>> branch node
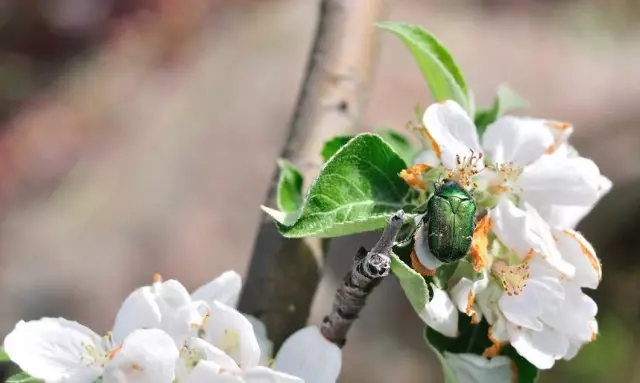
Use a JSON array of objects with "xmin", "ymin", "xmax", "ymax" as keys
[{"xmin": 320, "ymin": 210, "xmax": 406, "ymax": 347}]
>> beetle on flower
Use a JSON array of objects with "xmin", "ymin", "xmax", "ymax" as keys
[{"xmin": 398, "ymin": 99, "xmax": 609, "ymax": 370}]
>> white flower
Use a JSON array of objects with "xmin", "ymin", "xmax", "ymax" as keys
[
  {"xmin": 273, "ymin": 326, "xmax": 342, "ymax": 383},
  {"xmin": 408, "ymin": 100, "xmax": 605, "ymax": 246},
  {"xmin": 416, "ymin": 283, "xmax": 459, "ymax": 338},
  {"xmin": 176, "ymin": 301, "xmax": 305, "ymax": 382},
  {"xmin": 401, "ymin": 100, "xmax": 606, "ymax": 368},
  {"xmin": 444, "ymin": 352, "xmax": 515, "ymax": 383},
  {"xmin": 3, "ymin": 318, "xmax": 178, "ymax": 382},
  {"xmin": 449, "ymin": 198, "xmax": 601, "ymax": 369},
  {"xmin": 244, "ymin": 314, "xmax": 274, "ymax": 366},
  {"xmin": 112, "ymin": 271, "xmax": 242, "ymax": 345}
]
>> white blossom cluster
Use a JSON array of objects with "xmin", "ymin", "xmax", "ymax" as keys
[
  {"xmin": 3, "ymin": 272, "xmax": 342, "ymax": 383},
  {"xmin": 408, "ymin": 100, "xmax": 609, "ymax": 370}
]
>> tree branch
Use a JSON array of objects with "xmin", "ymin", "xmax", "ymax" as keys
[
  {"xmin": 238, "ymin": 0, "xmax": 387, "ymax": 350},
  {"xmin": 321, "ymin": 211, "xmax": 405, "ymax": 346}
]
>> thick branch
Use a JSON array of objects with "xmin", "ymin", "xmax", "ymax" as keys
[
  {"xmin": 321, "ymin": 211, "xmax": 405, "ymax": 346},
  {"xmin": 238, "ymin": 0, "xmax": 387, "ymax": 349}
]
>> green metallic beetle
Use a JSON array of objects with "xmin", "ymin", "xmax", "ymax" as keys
[{"xmin": 415, "ymin": 179, "xmax": 476, "ymax": 266}]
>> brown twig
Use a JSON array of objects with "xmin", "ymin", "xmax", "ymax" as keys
[
  {"xmin": 238, "ymin": 0, "xmax": 387, "ymax": 350},
  {"xmin": 321, "ymin": 210, "xmax": 405, "ymax": 346}
]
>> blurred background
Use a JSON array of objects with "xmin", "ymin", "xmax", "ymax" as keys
[{"xmin": 0, "ymin": 0, "xmax": 638, "ymax": 382}]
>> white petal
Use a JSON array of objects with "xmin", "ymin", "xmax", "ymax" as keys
[
  {"xmin": 519, "ymin": 154, "xmax": 600, "ymax": 207},
  {"xmin": 541, "ymin": 284, "xmax": 597, "ymax": 342},
  {"xmin": 450, "ymin": 275, "xmax": 488, "ymax": 323},
  {"xmin": 482, "ymin": 116, "xmax": 554, "ymax": 165},
  {"xmin": 414, "ymin": 227, "xmax": 444, "ymax": 270},
  {"xmin": 182, "ymin": 361, "xmax": 227, "ymax": 382},
  {"xmin": 563, "ymin": 342, "xmax": 581, "ymax": 361},
  {"xmin": 163, "ymin": 300, "xmax": 210, "ymax": 346},
  {"xmin": 186, "ymin": 337, "xmax": 240, "ymax": 372},
  {"xmin": 244, "ymin": 366, "xmax": 304, "ymax": 383},
  {"xmin": 444, "ymin": 352, "xmax": 514, "ymax": 383},
  {"xmin": 417, "ymin": 284, "xmax": 458, "ymax": 338},
  {"xmin": 177, "ymin": 338, "xmax": 241, "ymax": 381},
  {"xmin": 204, "ymin": 301, "xmax": 261, "ymax": 369},
  {"xmin": 156, "ymin": 279, "xmax": 192, "ymax": 309},
  {"xmin": 422, "ymin": 100, "xmax": 481, "ymax": 169},
  {"xmin": 507, "ymin": 325, "xmax": 569, "ymax": 370},
  {"xmin": 537, "ymin": 175, "xmax": 612, "ymax": 228},
  {"xmin": 491, "ymin": 199, "xmax": 574, "ymax": 276},
  {"xmin": 474, "ymin": 283, "xmax": 504, "ymax": 325},
  {"xmin": 191, "ymin": 271, "xmax": 243, "ymax": 308},
  {"xmin": 413, "ymin": 150, "xmax": 441, "ymax": 167},
  {"xmin": 112, "ymin": 286, "xmax": 162, "ymax": 343},
  {"xmin": 273, "ymin": 326, "xmax": 340, "ymax": 383},
  {"xmin": 554, "ymin": 229, "xmax": 601, "ymax": 289},
  {"xmin": 245, "ymin": 315, "xmax": 274, "ymax": 366},
  {"xmin": 489, "ymin": 317, "xmax": 510, "ymax": 344},
  {"xmin": 498, "ymin": 274, "xmax": 563, "ymax": 331},
  {"xmin": 3, "ymin": 318, "xmax": 103, "ymax": 382},
  {"xmin": 491, "ymin": 198, "xmax": 533, "ymax": 255},
  {"xmin": 105, "ymin": 328, "xmax": 178, "ymax": 383}
]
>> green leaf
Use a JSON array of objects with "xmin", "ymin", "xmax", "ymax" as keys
[
  {"xmin": 390, "ymin": 244, "xmax": 429, "ymax": 311},
  {"xmin": 503, "ymin": 346, "xmax": 539, "ymax": 383},
  {"xmin": 426, "ymin": 337, "xmax": 459, "ymax": 383},
  {"xmin": 430, "ymin": 262, "xmax": 459, "ymax": 290},
  {"xmin": 377, "ymin": 22, "xmax": 471, "ymax": 114},
  {"xmin": 321, "ymin": 135, "xmax": 354, "ymax": 163},
  {"xmin": 0, "ymin": 346, "xmax": 9, "ymax": 362},
  {"xmin": 276, "ymin": 159, "xmax": 304, "ymax": 213},
  {"xmin": 426, "ymin": 316, "xmax": 537, "ymax": 383},
  {"xmin": 475, "ymin": 84, "xmax": 529, "ymax": 136},
  {"xmin": 425, "ymin": 322, "xmax": 515, "ymax": 383},
  {"xmin": 5, "ymin": 373, "xmax": 43, "ymax": 383},
  {"xmin": 263, "ymin": 133, "xmax": 415, "ymax": 238},
  {"xmin": 377, "ymin": 128, "xmax": 417, "ymax": 166}
]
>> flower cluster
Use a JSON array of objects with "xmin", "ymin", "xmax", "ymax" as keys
[
  {"xmin": 2, "ymin": 271, "xmax": 342, "ymax": 383},
  {"xmin": 404, "ymin": 100, "xmax": 609, "ymax": 369}
]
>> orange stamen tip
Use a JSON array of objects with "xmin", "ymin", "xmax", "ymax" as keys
[
  {"xmin": 590, "ymin": 332, "xmax": 598, "ymax": 341},
  {"xmin": 131, "ymin": 363, "xmax": 143, "ymax": 371},
  {"xmin": 471, "ymin": 216, "xmax": 491, "ymax": 272},
  {"xmin": 548, "ymin": 121, "xmax": 572, "ymax": 131},
  {"xmin": 524, "ymin": 248, "xmax": 535, "ymax": 262},
  {"xmin": 410, "ymin": 250, "xmax": 436, "ymax": 276},
  {"xmin": 399, "ymin": 164, "xmax": 431, "ymax": 191},
  {"xmin": 153, "ymin": 273, "xmax": 163, "ymax": 283},
  {"xmin": 108, "ymin": 343, "xmax": 124, "ymax": 360},
  {"xmin": 482, "ymin": 344, "xmax": 503, "ymax": 358}
]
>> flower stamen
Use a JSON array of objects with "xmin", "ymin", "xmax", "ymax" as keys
[
  {"xmin": 196, "ymin": 308, "xmax": 212, "ymax": 338},
  {"xmin": 487, "ymin": 161, "xmax": 523, "ymax": 194},
  {"xmin": 491, "ymin": 257, "xmax": 530, "ymax": 297},
  {"xmin": 446, "ymin": 150, "xmax": 484, "ymax": 189}
]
